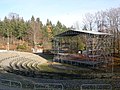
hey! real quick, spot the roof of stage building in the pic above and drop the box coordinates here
[55,29,112,37]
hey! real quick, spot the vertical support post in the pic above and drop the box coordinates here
[7,29,10,51]
[111,35,114,74]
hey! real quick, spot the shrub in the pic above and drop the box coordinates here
[16,44,27,50]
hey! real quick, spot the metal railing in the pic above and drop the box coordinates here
[0,79,22,88]
[81,84,112,90]
[0,79,64,90]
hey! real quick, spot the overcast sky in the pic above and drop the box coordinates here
[0,0,120,27]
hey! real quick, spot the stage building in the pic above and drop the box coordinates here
[53,29,113,72]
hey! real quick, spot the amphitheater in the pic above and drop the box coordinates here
[0,50,120,90]
[0,50,47,72]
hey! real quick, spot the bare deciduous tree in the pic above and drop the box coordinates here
[83,7,120,54]
[82,13,95,31]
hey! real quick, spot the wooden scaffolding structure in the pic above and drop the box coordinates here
[53,29,113,72]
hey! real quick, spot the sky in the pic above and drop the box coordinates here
[0,0,120,27]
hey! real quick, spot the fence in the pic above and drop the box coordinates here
[81,84,112,90]
[0,79,63,90]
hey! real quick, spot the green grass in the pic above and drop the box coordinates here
[37,62,93,75]
[38,64,57,72]
[35,53,120,79]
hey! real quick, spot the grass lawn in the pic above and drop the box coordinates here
[38,62,93,74]
[35,53,120,79]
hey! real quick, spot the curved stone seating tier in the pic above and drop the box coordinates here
[0,57,19,68]
[16,59,27,71]
[26,60,41,71]
[36,62,42,71]
[0,51,48,74]
[8,57,41,72]
[18,57,32,71]
[0,52,19,67]
[26,60,36,71]
[21,60,32,71]
[9,58,25,70]
[31,61,41,71]
[0,52,19,61]
[9,59,19,70]
[16,52,47,63]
